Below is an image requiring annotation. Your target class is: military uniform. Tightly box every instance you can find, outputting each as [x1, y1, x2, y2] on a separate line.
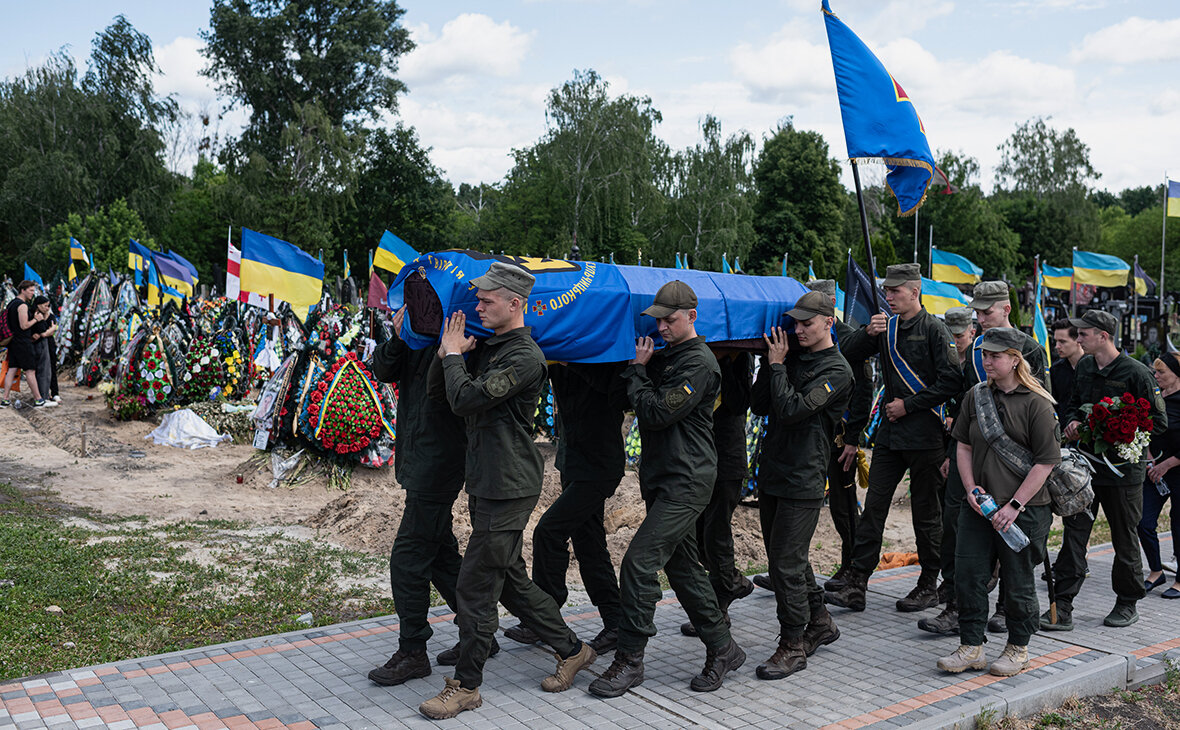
[828, 319, 873, 570]
[752, 341, 853, 639]
[530, 362, 627, 643]
[830, 267, 962, 610]
[616, 335, 729, 653]
[1052, 346, 1166, 617]
[371, 335, 466, 657]
[432, 326, 582, 689]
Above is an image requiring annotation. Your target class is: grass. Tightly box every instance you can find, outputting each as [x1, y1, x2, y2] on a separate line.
[0, 482, 397, 682]
[1046, 515, 1111, 550]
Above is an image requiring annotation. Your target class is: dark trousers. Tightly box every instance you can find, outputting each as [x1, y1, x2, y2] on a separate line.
[1055, 483, 1146, 606]
[956, 504, 1050, 647]
[455, 495, 577, 689]
[617, 493, 730, 655]
[389, 493, 462, 653]
[940, 457, 965, 597]
[532, 478, 622, 629]
[34, 340, 51, 398]
[1138, 479, 1178, 572]
[827, 451, 859, 569]
[696, 478, 746, 606]
[760, 493, 824, 638]
[850, 445, 944, 581]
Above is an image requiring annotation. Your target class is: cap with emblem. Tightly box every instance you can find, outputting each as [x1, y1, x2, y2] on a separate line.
[978, 326, 1024, 353]
[969, 280, 1010, 310]
[881, 262, 921, 287]
[806, 279, 836, 298]
[641, 280, 698, 318]
[944, 306, 974, 335]
[469, 261, 536, 298]
[785, 290, 835, 320]
[1069, 309, 1118, 336]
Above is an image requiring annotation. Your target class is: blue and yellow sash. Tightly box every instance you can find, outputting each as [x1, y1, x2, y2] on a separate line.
[886, 316, 945, 420]
[971, 335, 987, 383]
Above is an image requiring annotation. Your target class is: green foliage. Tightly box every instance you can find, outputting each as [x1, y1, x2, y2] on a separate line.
[920, 151, 1021, 277]
[995, 117, 1099, 197]
[47, 199, 154, 274]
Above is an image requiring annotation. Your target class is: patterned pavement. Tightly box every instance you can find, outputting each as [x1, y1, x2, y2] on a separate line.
[1, 535, 1176, 730]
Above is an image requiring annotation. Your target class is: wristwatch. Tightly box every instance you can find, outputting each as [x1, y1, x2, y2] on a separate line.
[1008, 498, 1026, 513]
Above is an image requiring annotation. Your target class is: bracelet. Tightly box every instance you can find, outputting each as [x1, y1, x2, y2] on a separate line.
[1008, 498, 1026, 513]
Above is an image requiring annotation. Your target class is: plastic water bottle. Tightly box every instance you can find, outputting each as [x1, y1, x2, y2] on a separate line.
[1151, 462, 1171, 496]
[972, 488, 1030, 552]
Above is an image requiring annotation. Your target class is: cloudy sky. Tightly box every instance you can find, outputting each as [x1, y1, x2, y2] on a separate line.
[3, 0, 1179, 195]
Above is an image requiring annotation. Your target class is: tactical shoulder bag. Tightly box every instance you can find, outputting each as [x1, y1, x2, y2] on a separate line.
[972, 382, 1094, 517]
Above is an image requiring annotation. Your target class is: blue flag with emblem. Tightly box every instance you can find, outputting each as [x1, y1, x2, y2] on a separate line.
[822, 0, 934, 216]
[389, 250, 809, 363]
[843, 251, 888, 327]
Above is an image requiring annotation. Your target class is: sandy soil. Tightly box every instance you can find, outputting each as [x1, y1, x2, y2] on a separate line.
[0, 382, 920, 585]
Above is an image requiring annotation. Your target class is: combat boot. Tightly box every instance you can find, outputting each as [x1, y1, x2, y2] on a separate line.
[436, 637, 499, 666]
[681, 609, 730, 637]
[588, 650, 644, 698]
[1103, 600, 1139, 628]
[588, 626, 618, 653]
[917, 600, 959, 635]
[824, 568, 867, 611]
[368, 649, 431, 686]
[690, 639, 746, 692]
[936, 644, 987, 673]
[541, 641, 596, 692]
[823, 565, 849, 591]
[1039, 603, 1073, 631]
[418, 677, 481, 720]
[504, 623, 540, 644]
[757, 636, 807, 680]
[753, 573, 773, 591]
[988, 643, 1029, 676]
[801, 609, 840, 656]
[987, 602, 1007, 633]
[896, 577, 939, 612]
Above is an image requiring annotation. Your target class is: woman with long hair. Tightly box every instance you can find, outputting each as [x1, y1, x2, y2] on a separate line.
[1139, 352, 1180, 599]
[938, 327, 1060, 677]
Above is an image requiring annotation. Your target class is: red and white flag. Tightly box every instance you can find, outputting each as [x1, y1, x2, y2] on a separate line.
[226, 229, 268, 307]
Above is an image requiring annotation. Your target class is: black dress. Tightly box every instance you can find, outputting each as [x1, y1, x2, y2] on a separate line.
[5, 299, 36, 370]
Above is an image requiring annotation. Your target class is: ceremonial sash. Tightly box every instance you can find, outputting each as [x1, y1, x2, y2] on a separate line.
[885, 316, 944, 420]
[971, 335, 987, 383]
[831, 326, 851, 426]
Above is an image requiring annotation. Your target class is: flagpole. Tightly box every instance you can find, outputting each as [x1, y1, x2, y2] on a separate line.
[1071, 246, 1078, 318]
[913, 209, 919, 263]
[928, 225, 933, 279]
[1134, 253, 1141, 352]
[1162, 173, 1168, 339]
[852, 160, 893, 407]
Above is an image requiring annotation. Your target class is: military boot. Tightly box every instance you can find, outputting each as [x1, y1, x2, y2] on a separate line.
[824, 568, 867, 612]
[504, 623, 540, 644]
[757, 636, 807, 680]
[368, 649, 431, 686]
[690, 639, 746, 692]
[917, 599, 960, 635]
[753, 573, 773, 591]
[823, 566, 850, 592]
[987, 602, 1008, 633]
[588, 650, 644, 698]
[681, 609, 730, 637]
[1103, 600, 1139, 628]
[436, 637, 500, 666]
[988, 643, 1029, 677]
[588, 626, 618, 654]
[418, 677, 482, 720]
[896, 577, 939, 612]
[801, 609, 840, 656]
[936, 644, 987, 673]
[1039, 603, 1073, 631]
[541, 641, 596, 692]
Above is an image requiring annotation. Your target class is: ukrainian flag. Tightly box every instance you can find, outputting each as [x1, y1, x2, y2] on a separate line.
[164, 250, 199, 287]
[239, 228, 324, 306]
[343, 249, 351, 280]
[1072, 250, 1129, 288]
[1134, 261, 1156, 296]
[146, 258, 185, 309]
[1042, 265, 1073, 291]
[722, 254, 733, 274]
[921, 277, 969, 316]
[1033, 273, 1051, 373]
[69, 237, 88, 281]
[373, 230, 420, 276]
[931, 248, 983, 285]
[1168, 180, 1180, 218]
[153, 254, 195, 300]
[128, 239, 153, 285]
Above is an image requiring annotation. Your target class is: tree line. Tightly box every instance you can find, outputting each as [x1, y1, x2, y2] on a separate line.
[1, 0, 1175, 292]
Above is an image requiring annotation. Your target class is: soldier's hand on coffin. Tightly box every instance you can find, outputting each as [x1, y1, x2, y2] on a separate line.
[438, 311, 476, 359]
[393, 306, 406, 339]
[884, 397, 907, 422]
[632, 336, 655, 366]
[865, 313, 888, 336]
[763, 326, 789, 365]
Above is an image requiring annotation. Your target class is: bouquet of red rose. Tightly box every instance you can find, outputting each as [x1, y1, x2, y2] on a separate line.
[1078, 392, 1154, 465]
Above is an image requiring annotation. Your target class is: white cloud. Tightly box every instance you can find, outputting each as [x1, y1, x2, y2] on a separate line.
[729, 23, 835, 104]
[154, 36, 214, 107]
[1150, 89, 1180, 116]
[400, 14, 534, 85]
[1070, 16, 1180, 64]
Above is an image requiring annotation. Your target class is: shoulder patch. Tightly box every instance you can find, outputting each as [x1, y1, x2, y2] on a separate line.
[804, 381, 835, 410]
[665, 381, 694, 410]
[484, 367, 517, 399]
[1155, 386, 1165, 411]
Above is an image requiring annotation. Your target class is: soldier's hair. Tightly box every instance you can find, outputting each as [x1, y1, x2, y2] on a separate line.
[17, 280, 36, 292]
[1050, 318, 1078, 339]
[989, 348, 1055, 404]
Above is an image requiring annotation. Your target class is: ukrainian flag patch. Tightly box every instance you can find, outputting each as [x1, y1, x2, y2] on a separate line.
[682, 383, 695, 396]
[823, 381, 833, 394]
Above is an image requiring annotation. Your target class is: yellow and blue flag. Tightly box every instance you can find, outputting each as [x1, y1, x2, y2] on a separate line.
[373, 230, 420, 276]
[1168, 180, 1180, 218]
[822, 0, 933, 216]
[163, 250, 199, 287]
[239, 228, 324, 307]
[734, 257, 743, 274]
[1042, 265, 1073, 291]
[722, 254, 733, 274]
[1134, 261, 1156, 296]
[146, 258, 185, 309]
[68, 237, 88, 281]
[128, 239, 153, 286]
[343, 249, 351, 280]
[153, 254, 194, 299]
[1033, 271, 1051, 372]
[931, 248, 983, 285]
[1072, 250, 1129, 288]
[675, 252, 684, 270]
[920, 277, 970, 316]
[23, 263, 43, 288]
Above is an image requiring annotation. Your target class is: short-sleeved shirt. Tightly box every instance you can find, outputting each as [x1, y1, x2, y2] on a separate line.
[952, 384, 1061, 505]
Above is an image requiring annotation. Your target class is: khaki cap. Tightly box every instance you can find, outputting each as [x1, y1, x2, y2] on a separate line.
[881, 263, 921, 287]
[806, 279, 836, 298]
[469, 261, 536, 298]
[641, 280, 698, 318]
[944, 306, 974, 335]
[979, 326, 1024, 352]
[969, 280, 1010, 310]
[786, 290, 836, 320]
[1069, 309, 1118, 336]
